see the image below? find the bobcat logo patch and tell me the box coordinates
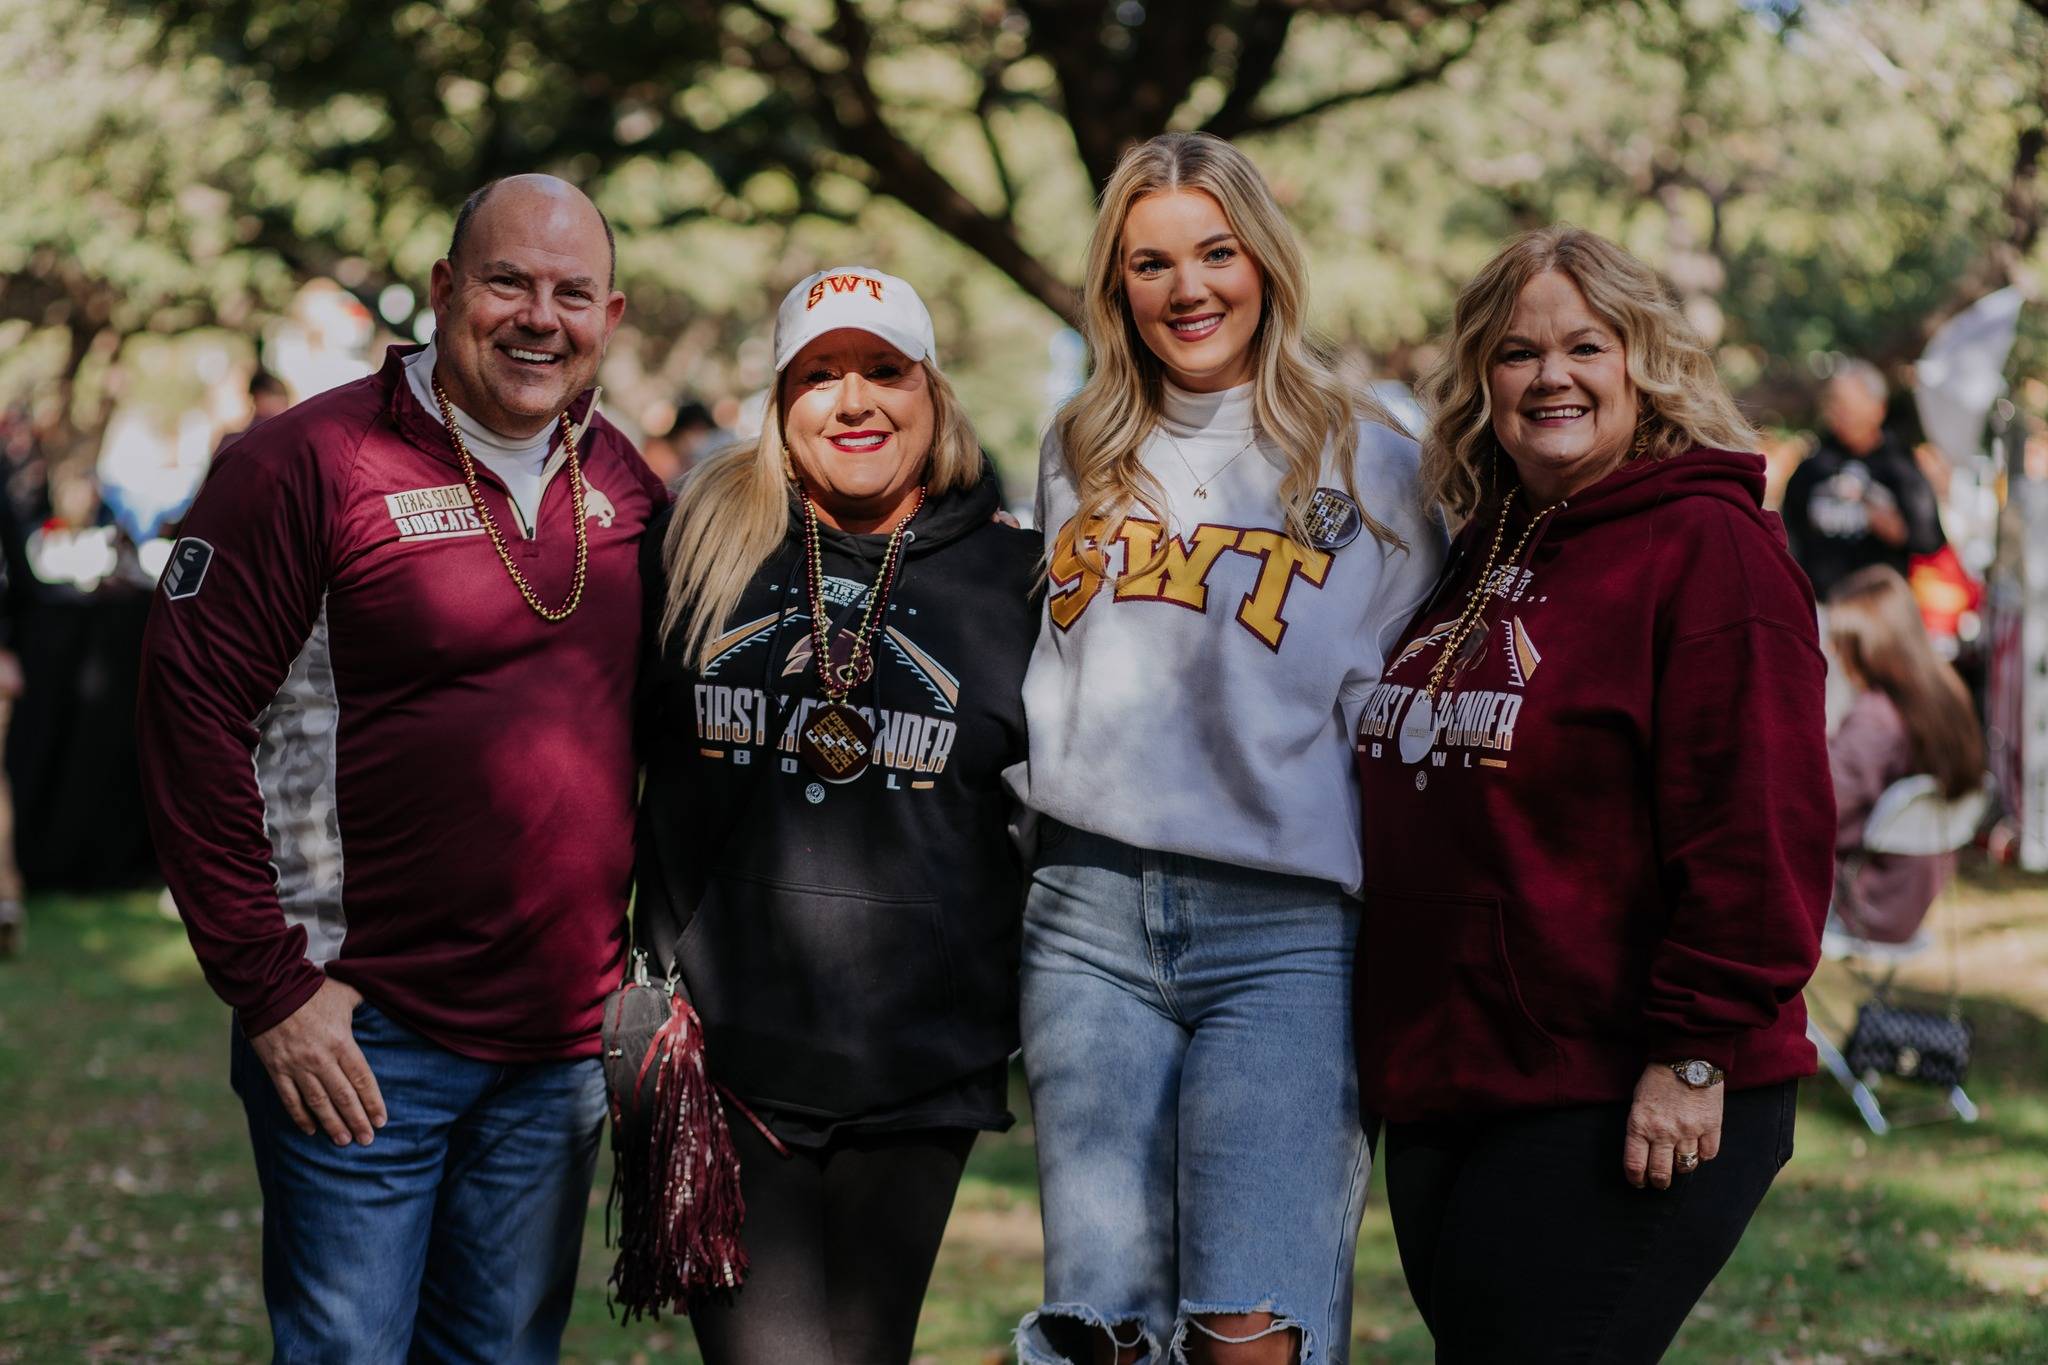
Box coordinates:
[583,475,616,528]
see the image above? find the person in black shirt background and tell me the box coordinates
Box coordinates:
[1781,358,1945,599]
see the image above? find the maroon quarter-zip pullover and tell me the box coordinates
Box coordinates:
[138,346,666,1060]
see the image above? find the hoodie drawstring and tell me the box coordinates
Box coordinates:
[755,542,806,748]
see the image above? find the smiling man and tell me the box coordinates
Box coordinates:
[137,175,666,1364]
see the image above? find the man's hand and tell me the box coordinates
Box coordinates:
[0,648,23,701]
[247,978,387,1145]
[1622,1063,1723,1190]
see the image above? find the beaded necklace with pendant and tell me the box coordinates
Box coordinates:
[1396,496,1560,763]
[794,485,925,783]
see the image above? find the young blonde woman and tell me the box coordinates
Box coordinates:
[636,268,1040,1362]
[1012,132,1445,1365]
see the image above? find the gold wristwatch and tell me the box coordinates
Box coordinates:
[1668,1059,1726,1089]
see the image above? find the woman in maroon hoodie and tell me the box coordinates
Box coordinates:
[1353,226,1833,1362]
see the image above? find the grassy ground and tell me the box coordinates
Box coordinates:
[3,867,2047,1364]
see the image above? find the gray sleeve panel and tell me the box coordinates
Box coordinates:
[253,598,347,967]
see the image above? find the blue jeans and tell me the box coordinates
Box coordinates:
[230,1000,607,1365]
[1016,822,1372,1365]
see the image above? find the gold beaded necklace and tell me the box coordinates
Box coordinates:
[1421,498,1560,703]
[1397,495,1559,763]
[432,380,590,623]
[792,484,925,784]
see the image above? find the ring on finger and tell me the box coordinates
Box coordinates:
[1676,1150,1701,1173]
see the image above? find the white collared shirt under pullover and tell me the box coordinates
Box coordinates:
[1016,380,1447,895]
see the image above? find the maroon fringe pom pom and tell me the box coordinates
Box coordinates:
[606,988,748,1319]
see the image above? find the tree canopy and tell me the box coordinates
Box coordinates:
[118,0,1546,322]
[7,0,2047,477]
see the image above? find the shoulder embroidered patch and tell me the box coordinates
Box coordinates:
[162,537,214,600]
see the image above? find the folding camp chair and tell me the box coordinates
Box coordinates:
[1805,773,1991,1136]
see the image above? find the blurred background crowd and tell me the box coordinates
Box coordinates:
[5,1,2048,1357]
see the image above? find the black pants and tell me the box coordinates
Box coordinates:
[1384,1080,1798,1364]
[688,1116,975,1365]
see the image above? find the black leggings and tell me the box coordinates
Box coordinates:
[1384,1081,1798,1364]
[687,1115,975,1365]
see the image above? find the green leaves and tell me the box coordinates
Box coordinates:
[15,0,2048,479]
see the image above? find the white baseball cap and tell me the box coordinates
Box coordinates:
[773,266,936,374]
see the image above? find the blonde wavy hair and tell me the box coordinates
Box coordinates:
[658,358,984,668]
[1058,131,1403,574]
[1418,225,1759,520]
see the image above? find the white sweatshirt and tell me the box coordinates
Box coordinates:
[1015,380,1447,894]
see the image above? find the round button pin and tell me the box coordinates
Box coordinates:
[1305,487,1363,551]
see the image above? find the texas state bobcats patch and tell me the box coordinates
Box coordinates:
[382,477,618,541]
[383,484,485,542]
[162,537,214,600]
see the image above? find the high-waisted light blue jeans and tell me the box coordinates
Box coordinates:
[1016,820,1372,1365]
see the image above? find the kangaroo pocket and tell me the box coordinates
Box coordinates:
[677,869,970,1115]
[1357,888,1559,1121]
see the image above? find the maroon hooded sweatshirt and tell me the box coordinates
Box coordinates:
[1353,448,1833,1125]
[137,345,666,1061]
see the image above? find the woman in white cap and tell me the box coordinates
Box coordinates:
[634,266,1040,1362]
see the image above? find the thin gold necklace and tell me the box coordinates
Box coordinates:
[432,381,589,622]
[1162,428,1258,500]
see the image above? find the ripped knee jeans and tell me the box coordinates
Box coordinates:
[1015,821,1373,1364]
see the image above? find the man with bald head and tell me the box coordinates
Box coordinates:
[1782,359,1946,599]
[138,175,666,1362]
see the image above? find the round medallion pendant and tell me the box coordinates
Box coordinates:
[798,702,876,783]
[1398,692,1436,765]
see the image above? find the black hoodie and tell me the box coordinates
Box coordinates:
[635,470,1041,1138]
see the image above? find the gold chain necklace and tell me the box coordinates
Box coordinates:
[1398,496,1559,763]
[432,381,590,623]
[1420,498,1558,703]
[1163,428,1258,500]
